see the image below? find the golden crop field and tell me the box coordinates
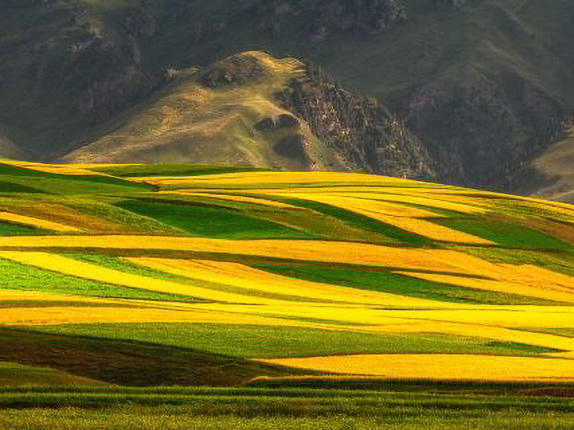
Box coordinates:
[1,160,574,386]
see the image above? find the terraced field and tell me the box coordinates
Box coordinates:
[2,159,574,388]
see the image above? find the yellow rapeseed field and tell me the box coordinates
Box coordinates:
[3,162,574,384]
[258,354,574,382]
[395,271,574,303]
[0,251,284,305]
[133,171,412,187]
[0,212,82,232]
[0,236,479,273]
[127,257,452,308]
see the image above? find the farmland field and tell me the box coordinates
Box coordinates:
[1,160,574,427]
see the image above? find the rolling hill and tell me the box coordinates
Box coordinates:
[1,160,574,388]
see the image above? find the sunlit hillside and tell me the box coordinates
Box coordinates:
[1,159,574,386]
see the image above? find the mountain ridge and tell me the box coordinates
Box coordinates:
[1,0,574,197]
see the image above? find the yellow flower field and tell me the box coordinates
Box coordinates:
[127,257,452,307]
[0,251,285,305]
[258,354,574,382]
[0,211,82,232]
[130,171,413,186]
[0,236,483,272]
[1,160,574,384]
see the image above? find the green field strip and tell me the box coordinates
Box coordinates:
[21,323,560,359]
[0,361,107,387]
[115,199,316,239]
[255,265,561,305]
[0,181,47,194]
[0,257,200,303]
[434,217,573,250]
[0,163,153,194]
[0,164,55,177]
[169,192,390,243]
[0,328,292,387]
[61,199,183,235]
[125,194,328,239]
[0,176,151,196]
[275,197,432,244]
[0,222,50,236]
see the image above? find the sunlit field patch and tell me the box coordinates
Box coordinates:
[259,354,574,382]
[0,211,82,232]
[126,258,449,307]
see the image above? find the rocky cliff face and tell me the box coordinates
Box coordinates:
[278,64,434,179]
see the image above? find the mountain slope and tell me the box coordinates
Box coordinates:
[64,52,344,171]
[1,0,574,193]
[511,124,574,203]
[116,0,574,187]
[66,52,433,177]
[1,160,574,384]
[0,131,25,160]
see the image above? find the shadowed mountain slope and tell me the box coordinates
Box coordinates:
[1,0,574,194]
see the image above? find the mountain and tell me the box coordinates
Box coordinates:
[0,131,26,159]
[65,51,433,178]
[510,123,574,203]
[1,0,574,193]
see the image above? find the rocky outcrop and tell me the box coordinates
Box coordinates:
[277,64,435,179]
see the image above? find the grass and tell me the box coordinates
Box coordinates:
[0,328,290,387]
[115,199,314,238]
[0,257,197,303]
[0,223,47,236]
[3,405,574,430]
[279,197,432,244]
[20,323,559,359]
[0,387,574,429]
[255,264,556,305]
[0,163,153,195]
[435,217,573,250]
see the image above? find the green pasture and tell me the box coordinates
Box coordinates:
[22,323,559,359]
[0,258,196,303]
[0,387,573,429]
[115,199,313,238]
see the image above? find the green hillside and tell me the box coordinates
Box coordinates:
[64,52,346,171]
